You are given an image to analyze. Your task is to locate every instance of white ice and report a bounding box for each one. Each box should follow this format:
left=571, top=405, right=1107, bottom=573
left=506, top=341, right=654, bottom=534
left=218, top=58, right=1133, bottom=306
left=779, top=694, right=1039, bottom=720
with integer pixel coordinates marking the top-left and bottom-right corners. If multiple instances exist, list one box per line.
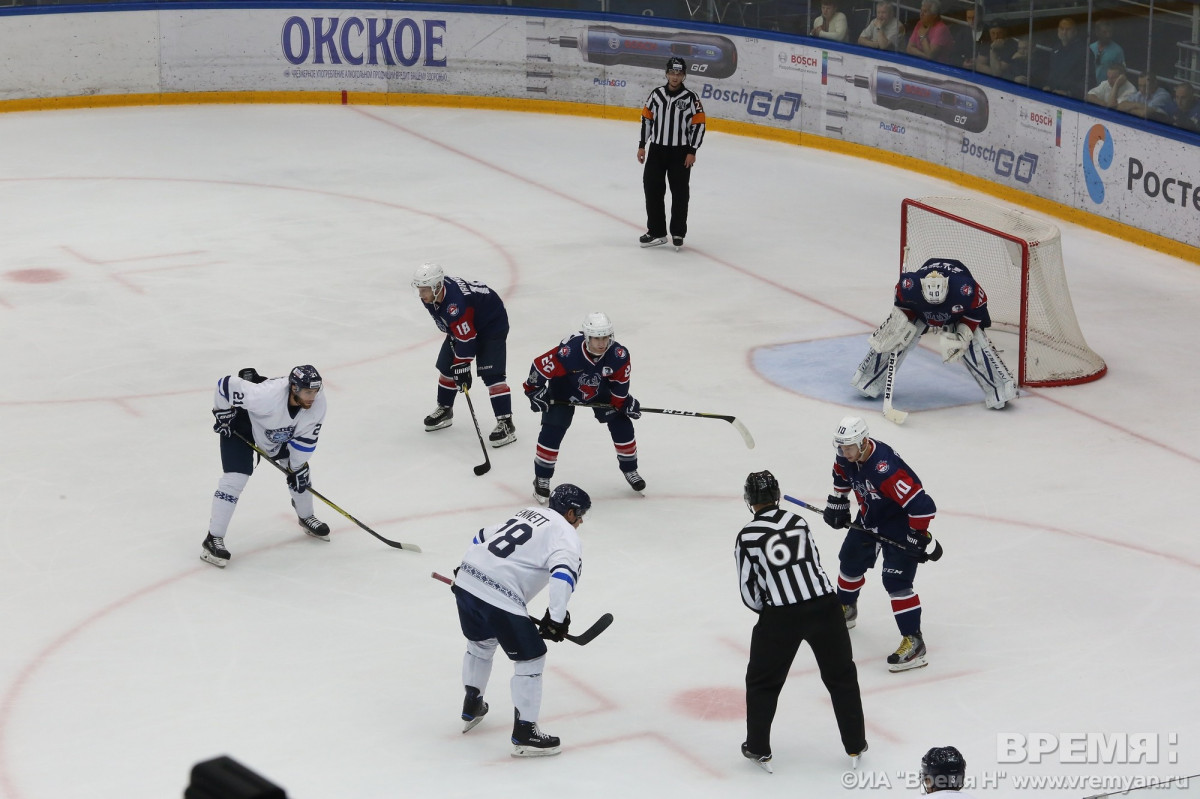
left=1, top=104, right=1198, bottom=799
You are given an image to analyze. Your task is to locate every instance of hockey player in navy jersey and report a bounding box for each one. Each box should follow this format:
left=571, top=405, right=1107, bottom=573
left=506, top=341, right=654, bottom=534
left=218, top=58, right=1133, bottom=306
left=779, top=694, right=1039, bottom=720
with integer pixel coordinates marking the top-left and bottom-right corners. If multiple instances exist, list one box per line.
left=204, top=365, right=328, bottom=568
left=523, top=312, right=644, bottom=504
left=412, top=263, right=516, bottom=448
left=823, top=416, right=943, bottom=672
left=852, top=257, right=1017, bottom=409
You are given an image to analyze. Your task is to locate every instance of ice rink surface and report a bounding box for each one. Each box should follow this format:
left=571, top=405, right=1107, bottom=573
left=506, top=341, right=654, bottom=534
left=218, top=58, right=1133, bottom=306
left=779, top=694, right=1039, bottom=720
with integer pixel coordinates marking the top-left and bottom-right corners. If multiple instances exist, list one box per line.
left=1, top=103, right=1198, bottom=798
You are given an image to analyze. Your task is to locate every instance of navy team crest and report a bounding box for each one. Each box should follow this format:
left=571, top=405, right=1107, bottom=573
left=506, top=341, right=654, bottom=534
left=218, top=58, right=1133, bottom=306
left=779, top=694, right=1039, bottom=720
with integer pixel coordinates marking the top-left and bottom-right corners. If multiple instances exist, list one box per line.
left=902, top=277, right=914, bottom=289
left=875, top=460, right=891, bottom=474
left=559, top=346, right=571, bottom=358
left=615, top=347, right=627, bottom=358
left=447, top=303, right=460, bottom=316
left=267, top=426, right=296, bottom=443
left=960, top=284, right=973, bottom=296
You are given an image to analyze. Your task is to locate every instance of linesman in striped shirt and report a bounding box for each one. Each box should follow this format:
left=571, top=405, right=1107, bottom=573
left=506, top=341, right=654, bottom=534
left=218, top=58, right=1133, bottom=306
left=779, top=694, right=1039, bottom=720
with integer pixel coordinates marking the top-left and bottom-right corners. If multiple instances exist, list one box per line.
left=735, top=470, right=866, bottom=773
left=637, top=56, right=706, bottom=250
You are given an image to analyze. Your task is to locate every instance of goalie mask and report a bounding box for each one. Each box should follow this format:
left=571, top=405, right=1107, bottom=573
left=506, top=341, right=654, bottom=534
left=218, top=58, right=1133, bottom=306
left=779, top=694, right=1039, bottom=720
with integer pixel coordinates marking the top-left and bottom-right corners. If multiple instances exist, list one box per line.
left=920, top=746, right=966, bottom=792
left=920, top=270, right=949, bottom=305
left=743, top=470, right=780, bottom=510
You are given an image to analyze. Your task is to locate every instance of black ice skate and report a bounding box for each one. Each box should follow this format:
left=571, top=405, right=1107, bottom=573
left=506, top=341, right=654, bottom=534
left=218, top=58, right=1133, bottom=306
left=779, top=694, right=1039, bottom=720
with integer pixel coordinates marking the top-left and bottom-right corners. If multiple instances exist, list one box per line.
left=672, top=236, right=684, bottom=251
left=843, top=603, right=858, bottom=629
left=298, top=515, right=330, bottom=540
left=533, top=477, right=551, bottom=505
left=424, top=406, right=453, bottom=431
left=639, top=232, right=667, bottom=248
left=887, top=632, right=928, bottom=672
left=488, top=415, right=516, bottom=448
left=461, top=686, right=488, bottom=733
left=849, top=741, right=868, bottom=770
left=624, top=469, right=646, bottom=493
left=201, top=533, right=230, bottom=568
left=511, top=709, right=561, bottom=757
left=741, top=742, right=773, bottom=773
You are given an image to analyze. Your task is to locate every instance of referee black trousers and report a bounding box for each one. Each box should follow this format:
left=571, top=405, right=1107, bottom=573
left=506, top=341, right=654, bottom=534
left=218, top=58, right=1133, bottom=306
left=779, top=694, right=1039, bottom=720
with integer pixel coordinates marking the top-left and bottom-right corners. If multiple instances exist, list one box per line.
left=744, top=594, right=866, bottom=756
left=642, top=144, right=692, bottom=239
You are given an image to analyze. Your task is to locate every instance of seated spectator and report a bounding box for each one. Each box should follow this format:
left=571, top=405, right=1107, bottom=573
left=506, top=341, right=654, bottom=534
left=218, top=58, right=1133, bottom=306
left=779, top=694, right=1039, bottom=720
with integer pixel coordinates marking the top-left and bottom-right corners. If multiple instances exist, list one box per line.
left=1086, top=63, right=1136, bottom=109
left=964, top=21, right=1020, bottom=79
left=1042, top=17, right=1087, bottom=98
left=955, top=6, right=986, bottom=67
left=857, top=0, right=905, bottom=51
left=1117, top=74, right=1175, bottom=123
left=1010, top=36, right=1031, bottom=83
left=1088, top=19, right=1126, bottom=86
left=906, top=0, right=954, bottom=65
left=811, top=1, right=848, bottom=42
left=1173, top=83, right=1200, bottom=132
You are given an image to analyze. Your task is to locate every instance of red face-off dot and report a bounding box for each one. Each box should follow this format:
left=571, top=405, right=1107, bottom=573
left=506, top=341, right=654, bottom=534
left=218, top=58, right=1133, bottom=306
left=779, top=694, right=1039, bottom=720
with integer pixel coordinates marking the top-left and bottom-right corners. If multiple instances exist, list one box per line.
left=671, top=686, right=744, bottom=720
left=5, top=268, right=66, bottom=283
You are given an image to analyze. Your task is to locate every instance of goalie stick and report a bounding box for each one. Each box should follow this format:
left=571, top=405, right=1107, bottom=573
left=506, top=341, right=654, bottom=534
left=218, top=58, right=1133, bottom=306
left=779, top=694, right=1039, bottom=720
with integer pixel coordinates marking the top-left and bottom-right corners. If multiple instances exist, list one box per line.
left=782, top=494, right=937, bottom=559
left=882, top=351, right=908, bottom=425
left=460, top=385, right=491, bottom=476
left=551, top=401, right=755, bottom=449
left=431, top=572, right=614, bottom=645
left=230, top=430, right=422, bottom=552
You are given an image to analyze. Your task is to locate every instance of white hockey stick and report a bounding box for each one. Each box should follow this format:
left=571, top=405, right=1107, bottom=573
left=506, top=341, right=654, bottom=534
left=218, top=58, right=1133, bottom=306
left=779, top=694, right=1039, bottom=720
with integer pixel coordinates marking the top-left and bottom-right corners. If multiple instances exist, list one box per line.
left=882, top=351, right=908, bottom=425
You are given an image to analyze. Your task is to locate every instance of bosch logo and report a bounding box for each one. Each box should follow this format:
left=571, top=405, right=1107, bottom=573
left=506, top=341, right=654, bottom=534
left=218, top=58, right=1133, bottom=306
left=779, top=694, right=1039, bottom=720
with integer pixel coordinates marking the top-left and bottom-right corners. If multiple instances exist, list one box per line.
left=699, top=84, right=802, bottom=121
left=607, top=35, right=620, bottom=51
left=620, top=38, right=657, bottom=51
left=962, top=137, right=1039, bottom=184
left=790, top=54, right=817, bottom=67
left=1028, top=111, right=1054, bottom=127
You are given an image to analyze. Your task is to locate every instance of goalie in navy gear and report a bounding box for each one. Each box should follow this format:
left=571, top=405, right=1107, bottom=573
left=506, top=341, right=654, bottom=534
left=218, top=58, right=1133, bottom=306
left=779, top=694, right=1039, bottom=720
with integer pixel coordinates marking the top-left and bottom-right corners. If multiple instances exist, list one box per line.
left=412, top=262, right=516, bottom=448
left=522, top=312, right=645, bottom=504
left=736, top=470, right=867, bottom=773
left=826, top=416, right=942, bottom=672
left=204, top=365, right=329, bottom=567
left=452, top=484, right=591, bottom=757
left=852, top=257, right=1017, bottom=409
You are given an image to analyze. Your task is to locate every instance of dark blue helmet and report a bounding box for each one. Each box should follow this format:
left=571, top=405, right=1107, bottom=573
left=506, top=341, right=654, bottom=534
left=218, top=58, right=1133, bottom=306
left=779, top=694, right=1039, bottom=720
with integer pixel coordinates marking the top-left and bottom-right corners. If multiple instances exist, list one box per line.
left=288, top=365, right=322, bottom=393
left=743, top=470, right=780, bottom=509
left=548, top=484, right=591, bottom=519
left=920, top=746, right=966, bottom=791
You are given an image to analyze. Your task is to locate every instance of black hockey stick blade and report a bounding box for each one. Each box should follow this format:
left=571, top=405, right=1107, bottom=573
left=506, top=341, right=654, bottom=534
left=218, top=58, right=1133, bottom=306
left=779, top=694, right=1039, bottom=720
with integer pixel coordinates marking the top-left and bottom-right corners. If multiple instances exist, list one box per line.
left=461, top=387, right=492, bottom=476
left=565, top=613, right=614, bottom=646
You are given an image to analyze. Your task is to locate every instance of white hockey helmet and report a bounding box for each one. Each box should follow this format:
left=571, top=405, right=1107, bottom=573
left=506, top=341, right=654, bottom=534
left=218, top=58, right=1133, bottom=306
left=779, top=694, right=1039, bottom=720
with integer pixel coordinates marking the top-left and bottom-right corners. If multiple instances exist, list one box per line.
left=920, top=270, right=949, bottom=304
left=833, top=416, right=869, bottom=450
left=411, top=262, right=445, bottom=292
left=582, top=312, right=614, bottom=339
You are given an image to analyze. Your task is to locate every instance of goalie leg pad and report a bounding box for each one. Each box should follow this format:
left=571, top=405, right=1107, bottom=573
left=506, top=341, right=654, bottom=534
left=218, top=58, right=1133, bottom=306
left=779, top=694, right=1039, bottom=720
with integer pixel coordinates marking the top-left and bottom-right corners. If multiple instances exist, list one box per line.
left=962, top=328, right=1017, bottom=409
left=869, top=307, right=922, bottom=354
left=851, top=325, right=925, bottom=398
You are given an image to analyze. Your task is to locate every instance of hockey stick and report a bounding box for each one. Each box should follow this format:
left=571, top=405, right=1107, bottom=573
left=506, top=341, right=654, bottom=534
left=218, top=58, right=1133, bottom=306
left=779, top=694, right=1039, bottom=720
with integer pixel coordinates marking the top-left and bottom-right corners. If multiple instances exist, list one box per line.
left=431, top=572, right=614, bottom=645
left=782, top=495, right=934, bottom=559
left=882, top=351, right=908, bottom=425
left=461, top=385, right=492, bottom=476
left=551, top=401, right=754, bottom=449
left=230, top=430, right=421, bottom=552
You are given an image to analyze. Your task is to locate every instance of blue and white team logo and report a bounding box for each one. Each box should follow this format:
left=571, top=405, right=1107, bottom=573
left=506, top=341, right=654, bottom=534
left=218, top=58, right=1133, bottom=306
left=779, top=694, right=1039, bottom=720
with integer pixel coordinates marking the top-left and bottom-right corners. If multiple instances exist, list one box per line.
left=267, top=426, right=296, bottom=444
left=875, top=460, right=891, bottom=474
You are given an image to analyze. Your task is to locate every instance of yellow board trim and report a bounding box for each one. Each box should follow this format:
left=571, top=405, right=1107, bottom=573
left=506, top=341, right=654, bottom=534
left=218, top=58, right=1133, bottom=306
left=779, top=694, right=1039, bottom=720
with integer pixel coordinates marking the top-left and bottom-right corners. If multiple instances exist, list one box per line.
left=3, top=90, right=1197, bottom=264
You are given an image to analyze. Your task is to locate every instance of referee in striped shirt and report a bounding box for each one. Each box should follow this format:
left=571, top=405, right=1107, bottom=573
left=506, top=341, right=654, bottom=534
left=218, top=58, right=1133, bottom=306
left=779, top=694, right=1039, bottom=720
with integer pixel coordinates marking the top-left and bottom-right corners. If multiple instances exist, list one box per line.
left=736, top=470, right=867, bottom=772
left=637, top=56, right=706, bottom=250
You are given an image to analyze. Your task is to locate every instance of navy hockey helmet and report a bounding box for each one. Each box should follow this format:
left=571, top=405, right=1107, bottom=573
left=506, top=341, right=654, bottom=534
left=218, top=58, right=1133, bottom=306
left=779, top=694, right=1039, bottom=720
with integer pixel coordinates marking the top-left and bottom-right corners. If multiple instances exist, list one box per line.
left=743, top=470, right=780, bottom=509
left=920, top=746, right=966, bottom=792
left=666, top=57, right=686, bottom=74
left=288, top=365, right=323, bottom=394
left=548, top=484, right=591, bottom=519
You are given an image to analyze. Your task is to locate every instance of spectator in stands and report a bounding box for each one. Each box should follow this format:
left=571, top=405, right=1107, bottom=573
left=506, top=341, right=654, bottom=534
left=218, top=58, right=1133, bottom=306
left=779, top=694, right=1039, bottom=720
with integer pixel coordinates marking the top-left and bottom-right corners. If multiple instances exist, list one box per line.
left=1117, top=74, right=1175, bottom=123
left=955, top=6, right=985, bottom=68
left=1173, top=83, right=1200, bottom=132
left=1041, top=17, right=1087, bottom=98
left=811, top=1, right=849, bottom=43
left=906, top=0, right=954, bottom=65
left=1088, top=19, right=1126, bottom=86
left=1086, top=63, right=1136, bottom=110
left=857, top=0, right=905, bottom=51
left=964, top=20, right=1019, bottom=80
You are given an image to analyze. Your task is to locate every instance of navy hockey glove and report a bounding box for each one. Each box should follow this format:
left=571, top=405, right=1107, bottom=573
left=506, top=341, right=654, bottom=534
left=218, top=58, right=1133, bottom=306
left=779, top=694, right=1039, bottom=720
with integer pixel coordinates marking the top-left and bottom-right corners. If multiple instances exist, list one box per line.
left=238, top=367, right=267, bottom=384
left=905, top=529, right=942, bottom=562
left=212, top=408, right=237, bottom=437
left=527, top=384, right=551, bottom=414
left=538, top=609, right=571, bottom=642
left=621, top=395, right=642, bottom=420
left=286, top=462, right=311, bottom=493
left=823, top=494, right=851, bottom=529
left=451, top=361, right=473, bottom=390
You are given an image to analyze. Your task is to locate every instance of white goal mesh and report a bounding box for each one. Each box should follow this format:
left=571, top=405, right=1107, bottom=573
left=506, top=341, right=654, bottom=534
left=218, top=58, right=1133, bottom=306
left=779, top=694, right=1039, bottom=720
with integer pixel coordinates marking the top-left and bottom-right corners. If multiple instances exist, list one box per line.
left=900, top=196, right=1107, bottom=387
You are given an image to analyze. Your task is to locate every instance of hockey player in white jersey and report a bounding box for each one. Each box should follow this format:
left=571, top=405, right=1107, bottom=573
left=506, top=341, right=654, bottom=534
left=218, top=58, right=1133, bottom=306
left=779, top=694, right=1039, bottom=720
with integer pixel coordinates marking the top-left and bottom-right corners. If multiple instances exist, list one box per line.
left=452, top=484, right=590, bottom=757
left=203, top=365, right=329, bottom=568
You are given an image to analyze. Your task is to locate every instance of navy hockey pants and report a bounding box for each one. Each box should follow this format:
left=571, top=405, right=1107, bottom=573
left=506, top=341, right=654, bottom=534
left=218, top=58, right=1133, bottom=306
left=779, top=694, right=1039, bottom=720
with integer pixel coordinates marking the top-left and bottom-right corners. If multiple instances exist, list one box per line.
left=454, top=586, right=547, bottom=662
left=836, top=517, right=923, bottom=636
left=533, top=401, right=637, bottom=480
left=434, top=333, right=512, bottom=418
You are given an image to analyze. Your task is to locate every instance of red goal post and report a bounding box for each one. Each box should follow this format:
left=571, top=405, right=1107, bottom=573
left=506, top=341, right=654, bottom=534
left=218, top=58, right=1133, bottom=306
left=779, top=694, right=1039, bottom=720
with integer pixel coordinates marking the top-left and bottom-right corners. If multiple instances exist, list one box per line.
left=899, top=197, right=1107, bottom=387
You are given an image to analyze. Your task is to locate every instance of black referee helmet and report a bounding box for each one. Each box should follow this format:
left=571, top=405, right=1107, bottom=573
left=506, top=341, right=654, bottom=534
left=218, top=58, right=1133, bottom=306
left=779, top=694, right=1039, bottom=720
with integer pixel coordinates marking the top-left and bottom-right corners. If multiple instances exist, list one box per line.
left=666, top=56, right=686, bottom=73
left=743, top=471, right=781, bottom=509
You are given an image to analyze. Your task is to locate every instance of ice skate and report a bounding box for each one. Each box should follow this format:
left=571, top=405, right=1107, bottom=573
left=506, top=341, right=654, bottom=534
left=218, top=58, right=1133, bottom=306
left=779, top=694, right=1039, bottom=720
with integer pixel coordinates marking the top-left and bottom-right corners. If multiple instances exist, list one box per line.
left=298, top=515, right=330, bottom=540
left=623, top=469, right=646, bottom=493
left=461, top=686, right=488, bottom=733
left=849, top=741, right=868, bottom=770
left=533, top=477, right=551, bottom=505
left=511, top=709, right=560, bottom=757
left=488, top=415, right=516, bottom=448
left=741, top=742, right=773, bottom=773
left=639, top=232, right=667, bottom=248
left=672, top=236, right=684, bottom=251
left=423, top=405, right=453, bottom=431
left=843, top=603, right=857, bottom=629
left=887, top=632, right=928, bottom=672
left=201, top=533, right=230, bottom=568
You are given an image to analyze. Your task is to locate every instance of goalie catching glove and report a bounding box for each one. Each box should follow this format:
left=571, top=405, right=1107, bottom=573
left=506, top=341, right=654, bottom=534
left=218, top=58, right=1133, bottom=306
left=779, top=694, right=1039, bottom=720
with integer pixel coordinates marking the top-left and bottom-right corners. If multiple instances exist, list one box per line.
left=869, top=307, right=921, bottom=354
left=538, top=609, right=571, bottom=642
left=938, top=324, right=972, bottom=364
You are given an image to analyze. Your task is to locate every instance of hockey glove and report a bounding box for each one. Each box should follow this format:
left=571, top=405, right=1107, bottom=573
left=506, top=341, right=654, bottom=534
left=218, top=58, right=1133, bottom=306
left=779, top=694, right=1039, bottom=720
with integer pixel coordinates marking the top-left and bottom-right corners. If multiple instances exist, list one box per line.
left=538, top=609, right=571, bottom=642
left=621, top=395, right=642, bottom=420
left=905, top=529, right=942, bottom=562
left=527, top=384, right=551, bottom=414
left=286, top=462, right=312, bottom=494
left=451, top=360, right=473, bottom=390
left=212, top=408, right=237, bottom=437
left=238, top=367, right=267, bottom=384
left=823, top=494, right=852, bottom=529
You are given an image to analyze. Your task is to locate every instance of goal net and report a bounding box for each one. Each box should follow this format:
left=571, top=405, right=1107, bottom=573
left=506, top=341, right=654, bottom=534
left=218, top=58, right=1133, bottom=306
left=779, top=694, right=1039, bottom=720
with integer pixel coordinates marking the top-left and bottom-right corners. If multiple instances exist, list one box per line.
left=900, top=196, right=1107, bottom=387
